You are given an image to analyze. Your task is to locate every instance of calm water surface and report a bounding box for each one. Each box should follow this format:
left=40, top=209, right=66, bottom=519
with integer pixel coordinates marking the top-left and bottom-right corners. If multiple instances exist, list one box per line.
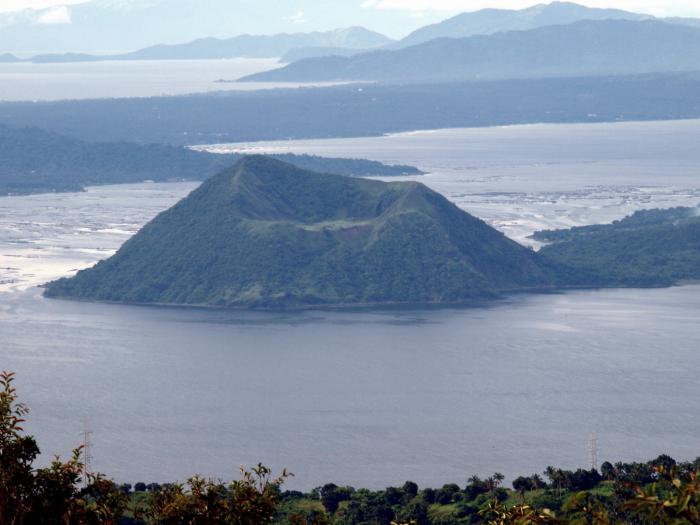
left=0, top=59, right=339, bottom=101
left=1, top=120, right=700, bottom=488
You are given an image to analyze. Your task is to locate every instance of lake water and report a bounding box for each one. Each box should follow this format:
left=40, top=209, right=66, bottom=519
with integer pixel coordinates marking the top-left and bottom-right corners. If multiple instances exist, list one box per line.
left=0, top=58, right=335, bottom=101
left=1, top=120, right=700, bottom=488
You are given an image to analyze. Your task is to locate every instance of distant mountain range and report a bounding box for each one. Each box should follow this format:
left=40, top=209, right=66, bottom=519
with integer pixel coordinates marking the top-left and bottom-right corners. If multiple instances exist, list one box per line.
left=243, top=19, right=700, bottom=83
left=280, top=46, right=368, bottom=64
left=26, top=27, right=392, bottom=63
left=122, top=27, right=391, bottom=61
left=0, top=125, right=421, bottom=196
left=0, top=0, right=425, bottom=55
left=6, top=2, right=700, bottom=68
left=44, top=156, right=553, bottom=308
left=668, top=17, right=700, bottom=28
left=394, top=1, right=650, bottom=48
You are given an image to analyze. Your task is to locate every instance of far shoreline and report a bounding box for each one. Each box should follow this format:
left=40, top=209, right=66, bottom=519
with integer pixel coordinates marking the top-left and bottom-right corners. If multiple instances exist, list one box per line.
left=191, top=116, right=700, bottom=153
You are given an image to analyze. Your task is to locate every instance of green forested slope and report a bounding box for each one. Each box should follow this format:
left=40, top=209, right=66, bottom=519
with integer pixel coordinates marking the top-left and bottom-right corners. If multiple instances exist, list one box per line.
left=45, top=156, right=552, bottom=308
left=538, top=206, right=700, bottom=287
left=0, top=125, right=421, bottom=195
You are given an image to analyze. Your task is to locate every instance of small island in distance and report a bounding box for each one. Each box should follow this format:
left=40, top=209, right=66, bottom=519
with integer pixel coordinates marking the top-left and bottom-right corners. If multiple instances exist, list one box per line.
left=44, top=156, right=554, bottom=308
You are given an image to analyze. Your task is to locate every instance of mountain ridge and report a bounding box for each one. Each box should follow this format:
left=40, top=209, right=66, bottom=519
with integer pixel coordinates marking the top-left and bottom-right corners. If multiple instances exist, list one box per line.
left=4, top=1, right=700, bottom=60
left=0, top=0, right=413, bottom=55
left=26, top=27, right=393, bottom=63
left=394, top=1, right=651, bottom=48
left=10, top=3, right=700, bottom=65
left=0, top=124, right=422, bottom=196
left=242, top=19, right=700, bottom=83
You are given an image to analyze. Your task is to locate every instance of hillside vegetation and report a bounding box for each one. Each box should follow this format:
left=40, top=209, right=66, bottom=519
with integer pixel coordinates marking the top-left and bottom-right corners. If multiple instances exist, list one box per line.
left=538, top=206, right=700, bottom=287
left=45, top=156, right=552, bottom=308
left=0, top=125, right=421, bottom=196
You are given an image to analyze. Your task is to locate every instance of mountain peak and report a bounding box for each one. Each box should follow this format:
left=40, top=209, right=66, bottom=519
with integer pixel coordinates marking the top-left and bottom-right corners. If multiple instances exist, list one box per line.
left=395, top=0, right=649, bottom=48
left=45, top=157, right=553, bottom=308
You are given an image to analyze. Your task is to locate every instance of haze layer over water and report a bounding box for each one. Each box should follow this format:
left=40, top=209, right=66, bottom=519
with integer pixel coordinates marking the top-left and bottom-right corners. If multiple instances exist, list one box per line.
left=0, top=59, right=338, bottom=101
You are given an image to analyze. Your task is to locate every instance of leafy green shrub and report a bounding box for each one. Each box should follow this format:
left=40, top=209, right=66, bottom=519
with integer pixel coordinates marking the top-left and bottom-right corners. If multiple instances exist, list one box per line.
left=0, top=371, right=128, bottom=524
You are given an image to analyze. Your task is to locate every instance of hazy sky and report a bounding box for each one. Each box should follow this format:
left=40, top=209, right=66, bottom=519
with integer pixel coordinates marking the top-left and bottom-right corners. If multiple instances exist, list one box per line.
left=365, top=0, right=700, bottom=16
left=2, top=0, right=700, bottom=16
left=2, top=0, right=699, bottom=54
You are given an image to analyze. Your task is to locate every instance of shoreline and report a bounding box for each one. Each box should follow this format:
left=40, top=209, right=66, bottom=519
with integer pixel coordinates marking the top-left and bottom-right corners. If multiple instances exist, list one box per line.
left=40, top=281, right=688, bottom=314
left=193, top=116, right=700, bottom=152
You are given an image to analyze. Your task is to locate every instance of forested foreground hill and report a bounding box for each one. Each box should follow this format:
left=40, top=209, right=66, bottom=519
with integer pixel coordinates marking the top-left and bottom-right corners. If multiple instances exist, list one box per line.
left=44, top=156, right=553, bottom=308
left=0, top=125, right=421, bottom=196
left=537, top=206, right=700, bottom=287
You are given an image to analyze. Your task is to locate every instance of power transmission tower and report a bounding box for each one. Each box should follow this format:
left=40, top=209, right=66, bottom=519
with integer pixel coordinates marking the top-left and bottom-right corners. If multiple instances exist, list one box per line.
left=589, top=432, right=598, bottom=471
